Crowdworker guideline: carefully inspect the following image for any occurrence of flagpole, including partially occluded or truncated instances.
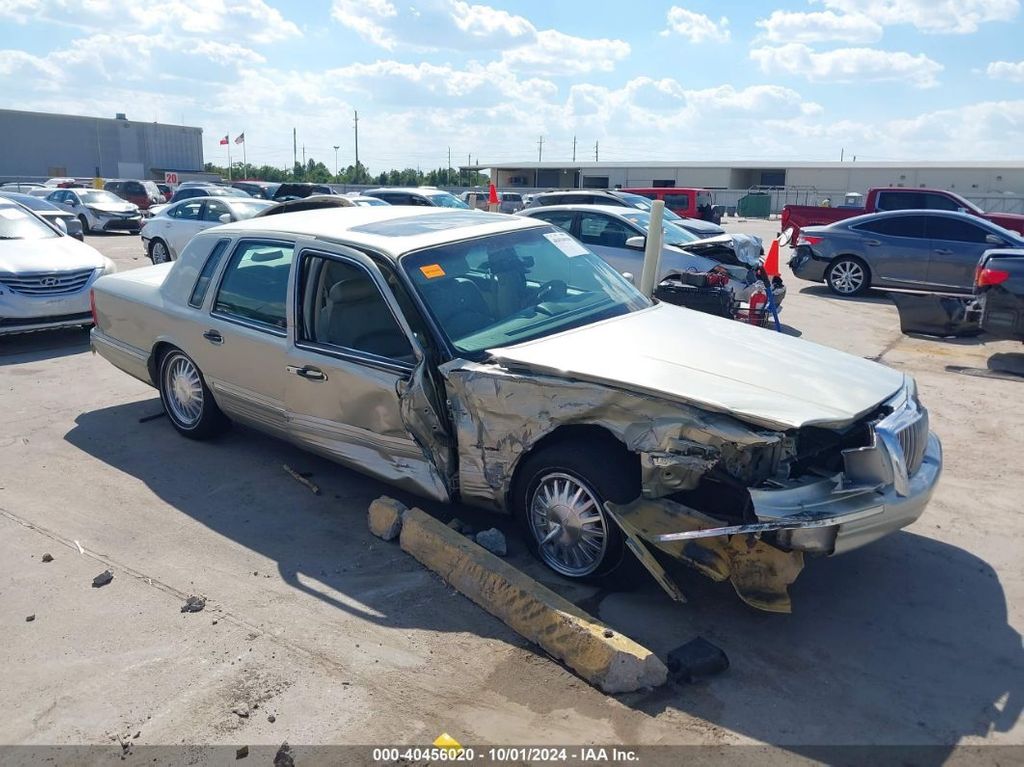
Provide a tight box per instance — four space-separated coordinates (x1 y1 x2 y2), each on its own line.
228 137 232 182
242 132 247 177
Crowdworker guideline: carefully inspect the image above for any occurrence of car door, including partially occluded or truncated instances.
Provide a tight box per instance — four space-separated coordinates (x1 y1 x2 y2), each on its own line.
848 214 931 288
163 199 207 256
284 245 452 501
925 215 999 292
190 238 296 436
199 198 233 233
575 211 644 276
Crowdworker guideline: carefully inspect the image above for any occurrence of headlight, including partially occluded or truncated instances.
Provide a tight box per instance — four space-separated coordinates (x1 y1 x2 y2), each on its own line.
87 207 111 217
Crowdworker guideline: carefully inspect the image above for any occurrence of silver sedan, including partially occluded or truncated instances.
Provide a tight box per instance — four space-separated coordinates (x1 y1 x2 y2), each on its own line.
141 196 274 263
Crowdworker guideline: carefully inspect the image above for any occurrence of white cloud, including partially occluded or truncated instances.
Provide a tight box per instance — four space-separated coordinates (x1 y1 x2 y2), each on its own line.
818 0 1020 34
751 43 943 87
501 30 630 75
662 6 730 43
987 60 1024 82
756 10 882 43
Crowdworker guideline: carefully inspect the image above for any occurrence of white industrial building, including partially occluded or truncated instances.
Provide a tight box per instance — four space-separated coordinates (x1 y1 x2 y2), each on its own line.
463 160 1024 213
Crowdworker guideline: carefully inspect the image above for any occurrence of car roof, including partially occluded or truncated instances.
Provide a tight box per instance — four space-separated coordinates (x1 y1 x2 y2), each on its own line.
521 204 640 216
215 206 547 257
364 187 449 195
833 208 1004 228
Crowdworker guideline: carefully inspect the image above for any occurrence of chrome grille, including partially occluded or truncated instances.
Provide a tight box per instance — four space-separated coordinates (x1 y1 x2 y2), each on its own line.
0 269 95 296
897 408 928 476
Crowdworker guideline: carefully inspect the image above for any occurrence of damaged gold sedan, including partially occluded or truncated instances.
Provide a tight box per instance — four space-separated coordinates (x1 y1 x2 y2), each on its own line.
90 208 941 612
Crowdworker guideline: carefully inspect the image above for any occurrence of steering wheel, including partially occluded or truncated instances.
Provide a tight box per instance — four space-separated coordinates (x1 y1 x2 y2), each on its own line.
535 279 567 304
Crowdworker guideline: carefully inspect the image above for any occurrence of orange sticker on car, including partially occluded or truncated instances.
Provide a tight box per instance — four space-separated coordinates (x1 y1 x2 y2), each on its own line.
420 264 446 279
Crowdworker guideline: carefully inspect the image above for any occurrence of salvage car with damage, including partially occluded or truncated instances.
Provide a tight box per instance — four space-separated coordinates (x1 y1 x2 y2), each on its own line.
89 208 942 612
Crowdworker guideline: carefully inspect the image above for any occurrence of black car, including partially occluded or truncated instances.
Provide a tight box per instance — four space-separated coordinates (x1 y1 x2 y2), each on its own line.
525 189 725 237
232 181 281 199
0 191 84 240
272 183 336 201
975 248 1024 341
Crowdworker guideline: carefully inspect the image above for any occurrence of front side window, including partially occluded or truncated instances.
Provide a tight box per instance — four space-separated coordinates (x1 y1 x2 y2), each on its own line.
578 213 634 248
920 193 960 212
298 254 413 362
854 215 928 239
529 210 576 232
401 226 649 357
202 199 231 222
213 240 295 330
927 216 989 243
171 201 203 220
875 191 922 211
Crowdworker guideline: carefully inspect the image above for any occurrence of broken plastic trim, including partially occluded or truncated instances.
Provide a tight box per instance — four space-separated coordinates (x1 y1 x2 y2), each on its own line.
651 504 884 543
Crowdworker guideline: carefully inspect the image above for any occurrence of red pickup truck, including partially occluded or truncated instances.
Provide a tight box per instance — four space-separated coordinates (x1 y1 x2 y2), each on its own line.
781 188 1024 243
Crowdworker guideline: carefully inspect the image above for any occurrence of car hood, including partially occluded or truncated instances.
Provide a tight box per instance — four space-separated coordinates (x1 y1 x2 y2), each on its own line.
87 201 137 213
681 233 763 267
676 217 725 236
490 303 905 430
0 236 106 273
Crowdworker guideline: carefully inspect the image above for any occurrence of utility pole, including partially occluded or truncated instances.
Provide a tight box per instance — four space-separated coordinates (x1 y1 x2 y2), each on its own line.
292 128 297 176
333 145 340 177
447 146 451 187
353 110 360 183
840 147 845 162
572 135 576 162
302 144 306 169
594 140 599 162
537 135 544 162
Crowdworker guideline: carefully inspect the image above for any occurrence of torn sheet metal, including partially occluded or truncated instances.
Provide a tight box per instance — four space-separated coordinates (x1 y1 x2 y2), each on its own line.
889 292 982 338
440 359 781 511
607 497 804 613
604 504 687 603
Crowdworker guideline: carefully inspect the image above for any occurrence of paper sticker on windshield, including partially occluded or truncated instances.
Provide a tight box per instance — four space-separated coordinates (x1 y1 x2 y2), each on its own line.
544 231 589 257
420 263 446 279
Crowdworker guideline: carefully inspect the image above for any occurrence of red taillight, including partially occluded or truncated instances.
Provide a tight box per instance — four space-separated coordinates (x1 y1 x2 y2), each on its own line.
89 288 98 325
797 234 823 246
975 266 1009 287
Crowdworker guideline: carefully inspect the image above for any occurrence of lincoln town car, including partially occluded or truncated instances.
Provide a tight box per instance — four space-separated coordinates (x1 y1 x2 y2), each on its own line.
89 208 942 612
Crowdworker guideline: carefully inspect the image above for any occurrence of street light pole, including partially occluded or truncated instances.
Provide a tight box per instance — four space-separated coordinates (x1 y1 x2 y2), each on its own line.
333 145 340 178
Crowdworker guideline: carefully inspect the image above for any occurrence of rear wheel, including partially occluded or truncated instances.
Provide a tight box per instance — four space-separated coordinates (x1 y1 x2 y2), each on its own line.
826 256 870 296
149 238 171 264
157 348 228 439
513 441 637 579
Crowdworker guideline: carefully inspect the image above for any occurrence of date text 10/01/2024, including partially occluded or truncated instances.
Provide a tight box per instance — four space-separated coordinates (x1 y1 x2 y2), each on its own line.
372 747 641 762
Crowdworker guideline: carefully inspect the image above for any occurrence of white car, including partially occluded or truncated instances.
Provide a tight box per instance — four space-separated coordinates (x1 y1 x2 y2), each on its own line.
0 199 116 335
346 195 390 206
45 188 143 234
141 196 274 263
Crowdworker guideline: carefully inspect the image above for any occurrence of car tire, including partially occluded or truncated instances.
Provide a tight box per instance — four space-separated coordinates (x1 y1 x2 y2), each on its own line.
512 441 638 581
157 348 228 440
826 256 870 296
78 215 90 234
149 238 171 264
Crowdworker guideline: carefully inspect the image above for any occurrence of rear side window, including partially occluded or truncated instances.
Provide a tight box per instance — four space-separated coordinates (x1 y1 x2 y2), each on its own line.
875 191 922 211
665 193 691 209
214 240 295 331
853 215 928 239
530 210 576 232
189 239 230 308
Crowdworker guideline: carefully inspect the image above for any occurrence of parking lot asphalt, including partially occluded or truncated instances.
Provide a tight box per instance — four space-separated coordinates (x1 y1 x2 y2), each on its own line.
1 223 1022 753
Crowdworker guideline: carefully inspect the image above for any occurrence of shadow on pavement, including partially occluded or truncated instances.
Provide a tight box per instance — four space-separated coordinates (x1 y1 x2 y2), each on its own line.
65 399 1022 749
0 327 91 365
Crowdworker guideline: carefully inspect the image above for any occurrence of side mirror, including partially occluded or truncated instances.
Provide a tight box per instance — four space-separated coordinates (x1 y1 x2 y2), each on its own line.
621 271 635 285
66 218 83 238
54 218 68 234
218 213 232 223
985 233 1006 245
625 235 646 250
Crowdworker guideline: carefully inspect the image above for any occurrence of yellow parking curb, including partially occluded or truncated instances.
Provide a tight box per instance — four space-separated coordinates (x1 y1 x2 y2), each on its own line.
397 506 667 694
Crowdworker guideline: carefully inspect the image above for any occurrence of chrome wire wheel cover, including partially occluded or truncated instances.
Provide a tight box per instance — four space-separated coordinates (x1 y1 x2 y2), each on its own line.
152 240 169 263
163 354 203 427
529 472 608 577
831 260 865 294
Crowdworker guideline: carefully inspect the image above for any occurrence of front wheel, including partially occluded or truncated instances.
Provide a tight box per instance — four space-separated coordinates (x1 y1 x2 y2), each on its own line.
513 442 638 579
78 215 91 234
826 256 870 296
157 348 228 439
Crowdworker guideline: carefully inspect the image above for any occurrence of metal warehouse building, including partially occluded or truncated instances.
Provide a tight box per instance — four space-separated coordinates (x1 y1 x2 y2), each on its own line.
0 108 204 181
466 160 1024 212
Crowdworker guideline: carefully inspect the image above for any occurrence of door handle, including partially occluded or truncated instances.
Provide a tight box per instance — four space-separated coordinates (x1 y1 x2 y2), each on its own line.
286 365 327 381
864 239 881 246
202 329 223 345
934 248 954 255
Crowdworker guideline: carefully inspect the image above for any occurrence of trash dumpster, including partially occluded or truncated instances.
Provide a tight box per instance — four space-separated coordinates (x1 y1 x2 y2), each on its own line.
737 192 771 219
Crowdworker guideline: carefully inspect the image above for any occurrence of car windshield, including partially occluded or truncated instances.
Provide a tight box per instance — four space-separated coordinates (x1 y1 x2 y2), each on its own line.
401 226 650 357
619 211 699 245
426 193 470 209
354 197 388 206
0 203 58 240
614 193 684 221
79 190 122 204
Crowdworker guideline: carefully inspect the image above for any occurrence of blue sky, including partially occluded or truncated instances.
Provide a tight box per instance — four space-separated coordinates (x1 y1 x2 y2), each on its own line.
1 0 1022 172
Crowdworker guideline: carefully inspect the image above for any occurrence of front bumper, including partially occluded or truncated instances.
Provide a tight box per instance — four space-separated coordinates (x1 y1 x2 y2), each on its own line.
0 311 93 335
97 215 142 231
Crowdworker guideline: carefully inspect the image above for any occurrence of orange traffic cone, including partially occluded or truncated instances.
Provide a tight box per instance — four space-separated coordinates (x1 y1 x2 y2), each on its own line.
488 183 499 212
763 238 780 277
